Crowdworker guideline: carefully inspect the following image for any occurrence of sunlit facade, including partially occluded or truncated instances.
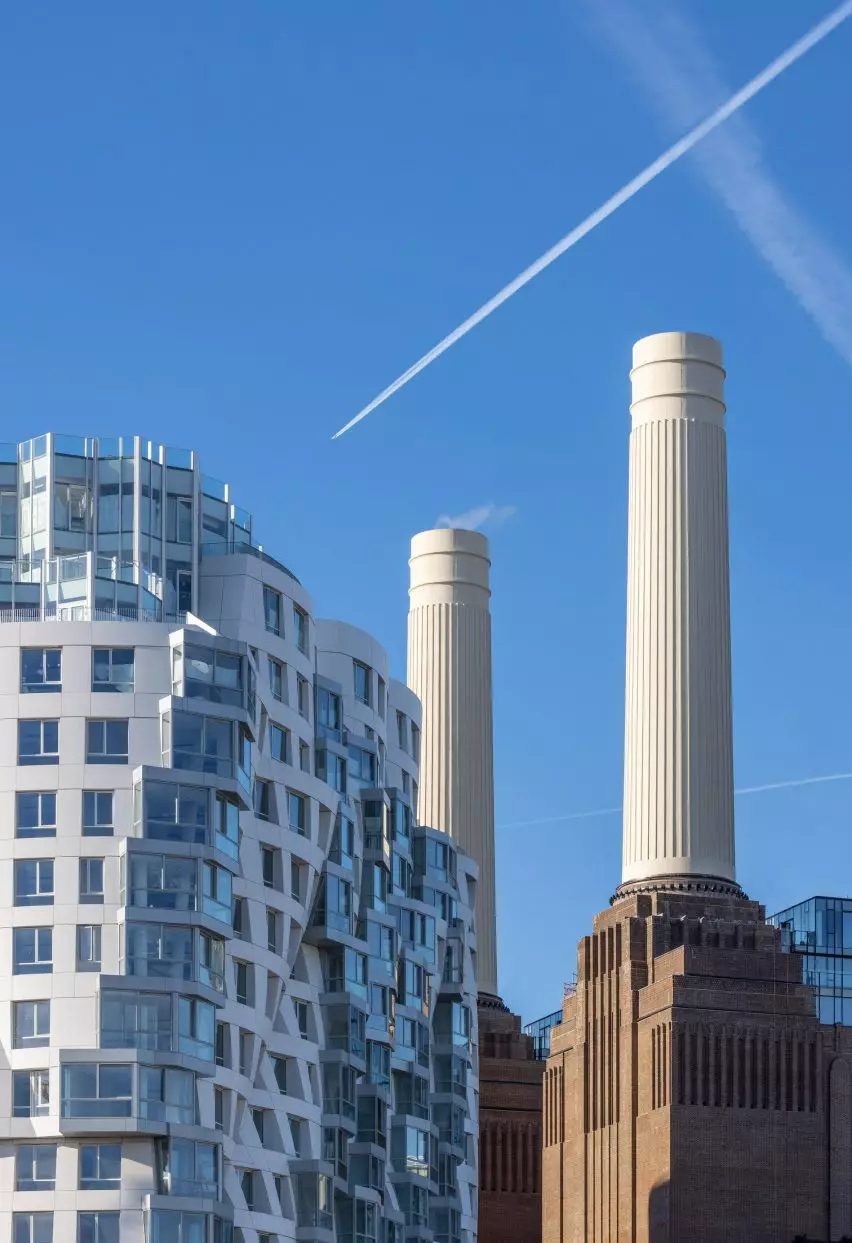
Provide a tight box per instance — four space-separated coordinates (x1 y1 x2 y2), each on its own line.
0 433 479 1243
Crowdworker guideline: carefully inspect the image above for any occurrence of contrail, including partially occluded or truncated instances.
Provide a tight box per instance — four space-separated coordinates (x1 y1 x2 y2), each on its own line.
586 0 852 368
332 1 852 439
499 772 852 830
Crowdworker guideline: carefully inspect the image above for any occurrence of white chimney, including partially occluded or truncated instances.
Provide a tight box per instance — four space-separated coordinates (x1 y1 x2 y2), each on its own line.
407 528 499 999
620 332 738 896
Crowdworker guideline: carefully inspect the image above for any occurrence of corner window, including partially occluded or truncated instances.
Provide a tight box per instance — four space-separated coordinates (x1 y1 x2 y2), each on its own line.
87 719 129 764
15 859 54 906
316 688 341 740
84 790 114 836
202 862 232 923
14 1000 50 1048
14 927 53 974
178 997 215 1061
79 1144 122 1191
92 648 134 692
100 990 171 1052
294 605 309 654
124 923 192 980
62 1063 133 1120
16 792 56 838
140 1066 196 1124
21 649 61 693
263 586 282 637
354 661 371 706
19 720 59 766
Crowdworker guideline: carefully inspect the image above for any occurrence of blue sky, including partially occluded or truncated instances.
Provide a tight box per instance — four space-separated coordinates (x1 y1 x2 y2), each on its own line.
1 1 850 1021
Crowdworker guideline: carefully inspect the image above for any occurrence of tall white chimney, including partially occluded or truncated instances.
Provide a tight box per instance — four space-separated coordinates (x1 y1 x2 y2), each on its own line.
619 331 739 896
407 528 499 999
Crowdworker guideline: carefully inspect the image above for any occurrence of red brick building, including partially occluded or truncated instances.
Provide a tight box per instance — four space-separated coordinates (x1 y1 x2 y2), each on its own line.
479 998 545 1243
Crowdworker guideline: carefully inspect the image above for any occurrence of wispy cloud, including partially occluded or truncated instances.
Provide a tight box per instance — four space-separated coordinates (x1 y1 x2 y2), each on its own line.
499 771 852 830
584 0 852 366
434 502 517 532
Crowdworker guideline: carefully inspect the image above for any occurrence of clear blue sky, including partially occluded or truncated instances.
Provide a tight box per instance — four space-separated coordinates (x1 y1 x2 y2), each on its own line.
1 1 850 1020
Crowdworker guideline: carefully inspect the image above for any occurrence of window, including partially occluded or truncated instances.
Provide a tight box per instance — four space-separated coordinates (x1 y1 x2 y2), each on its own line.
87 719 129 764
126 853 196 911
268 657 286 702
79 1144 121 1190
54 480 89 532
78 925 102 971
232 896 245 937
16 791 56 838
139 1066 196 1124
252 1108 266 1141
296 674 309 718
13 1215 53 1243
78 1214 119 1243
150 1215 212 1243
214 1087 225 1131
239 1030 252 1075
13 1069 50 1118
316 688 341 740
19 720 59 766
288 791 306 835
317 748 346 792
198 931 225 992
294 605 308 654
377 675 386 719
291 858 302 902
215 793 239 858
347 744 376 788
92 647 134 692
215 1022 229 1068
330 817 354 868
397 711 408 751
300 740 310 772
100 989 172 1052
16 1145 56 1191
263 586 282 636
411 722 421 763
202 862 232 923
167 495 193 543
1 488 17 537
271 1055 288 1094
21 649 61 693
80 857 105 903
294 998 309 1039
170 712 233 776
84 791 114 836
354 661 371 706
267 908 281 953
270 722 289 763
181 644 242 707
178 998 215 1061
14 927 53 974
15 859 54 905
241 1169 256 1210
253 778 272 821
235 962 252 1006
144 781 210 846
62 1064 132 1118
262 846 279 889
125 922 193 980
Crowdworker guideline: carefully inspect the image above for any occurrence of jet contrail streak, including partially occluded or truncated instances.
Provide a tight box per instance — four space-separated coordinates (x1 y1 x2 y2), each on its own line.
332 1 852 439
499 771 852 830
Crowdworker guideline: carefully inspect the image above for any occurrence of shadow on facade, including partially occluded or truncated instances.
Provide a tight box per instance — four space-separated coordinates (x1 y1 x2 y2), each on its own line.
648 1181 669 1242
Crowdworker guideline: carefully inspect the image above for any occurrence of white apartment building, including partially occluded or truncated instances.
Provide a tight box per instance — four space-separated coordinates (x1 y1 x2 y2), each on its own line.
0 435 479 1243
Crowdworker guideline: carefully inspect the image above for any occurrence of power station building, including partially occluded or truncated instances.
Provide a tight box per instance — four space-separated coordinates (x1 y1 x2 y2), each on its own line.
0 434 480 1243
542 334 852 1243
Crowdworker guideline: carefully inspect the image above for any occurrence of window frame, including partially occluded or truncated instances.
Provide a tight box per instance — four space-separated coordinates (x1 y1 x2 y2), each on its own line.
14 926 53 975
263 585 282 637
83 790 115 836
21 648 62 694
92 647 135 693
15 858 54 905
86 718 129 765
18 720 59 766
